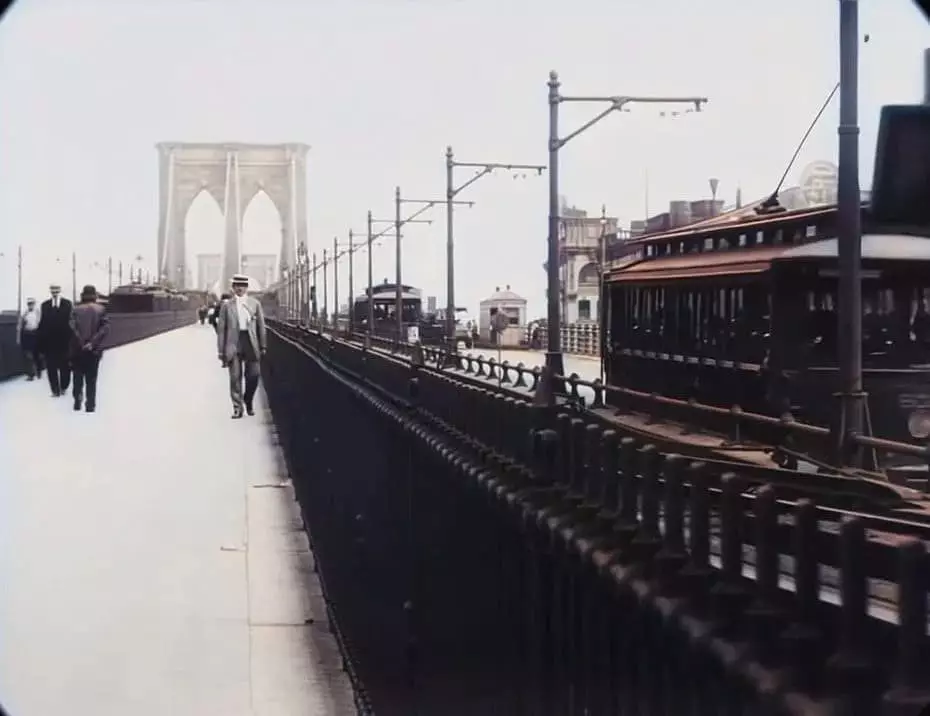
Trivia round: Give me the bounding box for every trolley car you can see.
[602,105,930,470]
[353,282,425,342]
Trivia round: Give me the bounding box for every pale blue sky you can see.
[0,0,928,315]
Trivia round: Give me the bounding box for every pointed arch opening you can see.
[184,190,224,291]
[241,189,283,291]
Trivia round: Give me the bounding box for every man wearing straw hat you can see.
[217,274,267,419]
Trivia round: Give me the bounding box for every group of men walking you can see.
[18,283,109,412]
[19,274,267,419]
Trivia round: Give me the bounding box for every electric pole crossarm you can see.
[616,95,709,106]
[370,221,421,239]
[451,161,546,195]
[453,161,545,171]
[557,95,708,148]
[450,168,492,197]
[557,105,623,148]
[403,199,474,206]
[397,203,436,225]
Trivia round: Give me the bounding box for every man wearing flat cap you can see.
[37,283,73,398]
[217,274,267,419]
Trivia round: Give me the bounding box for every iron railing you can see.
[261,319,930,716]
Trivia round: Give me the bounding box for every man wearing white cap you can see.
[37,283,73,397]
[17,297,43,380]
[217,274,267,418]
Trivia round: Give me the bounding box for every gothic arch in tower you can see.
[156,142,309,289]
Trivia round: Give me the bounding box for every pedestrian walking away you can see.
[217,275,267,419]
[69,284,110,413]
[17,297,43,380]
[209,293,230,333]
[37,283,72,397]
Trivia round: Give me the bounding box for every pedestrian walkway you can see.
[0,325,355,715]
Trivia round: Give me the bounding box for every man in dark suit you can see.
[69,284,109,412]
[38,283,73,397]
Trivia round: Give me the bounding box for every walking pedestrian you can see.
[69,284,109,412]
[37,283,72,397]
[17,297,43,380]
[209,293,230,333]
[217,275,266,419]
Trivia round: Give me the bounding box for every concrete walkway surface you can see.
[0,325,355,715]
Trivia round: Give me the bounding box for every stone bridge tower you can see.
[156,142,309,290]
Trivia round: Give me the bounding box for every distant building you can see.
[542,203,619,325]
[426,296,437,314]
[625,161,843,236]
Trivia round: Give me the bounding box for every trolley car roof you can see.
[606,233,930,283]
[356,291,422,301]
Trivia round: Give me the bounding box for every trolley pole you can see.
[366,211,405,344]
[16,245,23,316]
[445,146,542,353]
[835,0,864,465]
[312,252,319,322]
[322,248,329,326]
[924,47,930,104]
[544,70,706,381]
[368,211,376,339]
[393,186,471,344]
[332,237,340,331]
[334,230,367,335]
[597,204,609,383]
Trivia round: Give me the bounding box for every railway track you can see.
[341,332,930,514]
[275,325,930,625]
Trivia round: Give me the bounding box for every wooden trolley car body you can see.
[602,204,930,468]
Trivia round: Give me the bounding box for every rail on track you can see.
[337,326,930,488]
[261,318,930,716]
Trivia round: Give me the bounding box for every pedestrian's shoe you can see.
[231,406,244,419]
[86,405,95,413]
[73,398,82,411]
[26,376,34,381]
[245,402,254,416]
[51,390,60,397]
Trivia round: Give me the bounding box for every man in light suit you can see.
[217,274,267,419]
